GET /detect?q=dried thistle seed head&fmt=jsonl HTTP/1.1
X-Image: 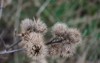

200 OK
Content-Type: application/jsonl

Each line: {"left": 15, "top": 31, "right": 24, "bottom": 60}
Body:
{"left": 33, "top": 18, "right": 47, "bottom": 34}
{"left": 48, "top": 43, "right": 62, "bottom": 58}
{"left": 20, "top": 32, "right": 48, "bottom": 60}
{"left": 52, "top": 22, "right": 68, "bottom": 37}
{"left": 48, "top": 43, "right": 75, "bottom": 58}
{"left": 20, "top": 18, "right": 34, "bottom": 33}
{"left": 61, "top": 44, "right": 76, "bottom": 57}
{"left": 67, "top": 28, "right": 82, "bottom": 45}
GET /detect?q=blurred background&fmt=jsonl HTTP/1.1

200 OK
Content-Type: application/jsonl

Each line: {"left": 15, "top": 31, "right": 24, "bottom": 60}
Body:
{"left": 0, "top": 0, "right": 100, "bottom": 63}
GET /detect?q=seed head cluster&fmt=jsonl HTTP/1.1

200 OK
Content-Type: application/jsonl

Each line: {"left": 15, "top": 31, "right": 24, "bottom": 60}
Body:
{"left": 33, "top": 18, "right": 47, "bottom": 34}
{"left": 19, "top": 18, "right": 48, "bottom": 63}
{"left": 19, "top": 18, "right": 82, "bottom": 63}
{"left": 20, "top": 18, "right": 34, "bottom": 33}
{"left": 48, "top": 22, "right": 82, "bottom": 57}
{"left": 67, "top": 28, "right": 82, "bottom": 46}
{"left": 25, "top": 32, "right": 47, "bottom": 60}
{"left": 52, "top": 22, "right": 68, "bottom": 37}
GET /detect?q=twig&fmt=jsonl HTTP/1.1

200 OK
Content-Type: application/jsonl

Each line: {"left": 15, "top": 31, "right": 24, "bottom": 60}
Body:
{"left": 46, "top": 37, "right": 66, "bottom": 45}
{"left": 0, "top": 37, "right": 7, "bottom": 49}
{"left": 6, "top": 38, "right": 21, "bottom": 50}
{"left": 0, "top": 48, "right": 25, "bottom": 54}
{"left": 0, "top": 35, "right": 66, "bottom": 55}
{"left": 0, "top": 31, "right": 7, "bottom": 49}
{"left": 36, "top": 0, "right": 50, "bottom": 17}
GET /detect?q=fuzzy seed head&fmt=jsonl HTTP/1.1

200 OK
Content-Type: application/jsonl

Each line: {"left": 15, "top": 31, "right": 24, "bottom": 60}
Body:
{"left": 20, "top": 18, "right": 34, "bottom": 33}
{"left": 48, "top": 43, "right": 62, "bottom": 58}
{"left": 48, "top": 43, "right": 76, "bottom": 58}
{"left": 61, "top": 44, "right": 76, "bottom": 57}
{"left": 19, "top": 32, "right": 47, "bottom": 60}
{"left": 52, "top": 22, "right": 68, "bottom": 36}
{"left": 48, "top": 23, "right": 82, "bottom": 58}
{"left": 48, "top": 37, "right": 73, "bottom": 58}
{"left": 67, "top": 28, "right": 82, "bottom": 45}
{"left": 33, "top": 18, "right": 47, "bottom": 34}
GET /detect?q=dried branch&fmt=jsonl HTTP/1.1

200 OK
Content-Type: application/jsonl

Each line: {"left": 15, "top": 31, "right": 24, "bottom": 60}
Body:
{"left": 0, "top": 48, "right": 25, "bottom": 54}
{"left": 0, "top": 35, "right": 65, "bottom": 55}
{"left": 46, "top": 37, "right": 66, "bottom": 45}
{"left": 0, "top": 38, "right": 64, "bottom": 55}
{"left": 0, "top": 37, "right": 6, "bottom": 49}
{"left": 6, "top": 38, "right": 21, "bottom": 50}
{"left": 0, "top": 31, "right": 7, "bottom": 49}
